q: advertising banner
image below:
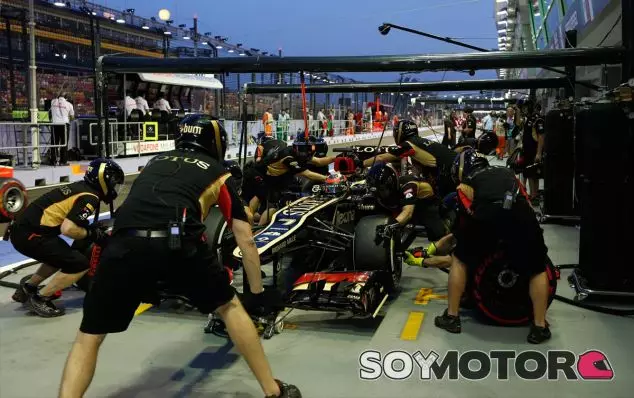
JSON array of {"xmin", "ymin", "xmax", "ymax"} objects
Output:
[{"xmin": 124, "ymin": 140, "xmax": 175, "ymax": 156}]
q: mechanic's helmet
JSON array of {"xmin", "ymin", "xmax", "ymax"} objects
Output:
[
  {"xmin": 324, "ymin": 171, "xmax": 348, "ymax": 194},
  {"xmin": 452, "ymin": 148, "xmax": 489, "ymax": 183},
  {"xmin": 176, "ymin": 114, "xmax": 227, "ymax": 161},
  {"xmin": 258, "ymin": 134, "xmax": 275, "ymax": 145},
  {"xmin": 292, "ymin": 134, "xmax": 316, "ymax": 163},
  {"xmin": 366, "ymin": 162, "xmax": 400, "ymax": 210},
  {"xmin": 310, "ymin": 135, "xmax": 328, "ymax": 157},
  {"xmin": 84, "ymin": 158, "xmax": 125, "ymax": 203},
  {"xmin": 393, "ymin": 119, "xmax": 418, "ymax": 145},
  {"xmin": 223, "ymin": 160, "xmax": 243, "ymax": 190},
  {"xmin": 476, "ymin": 132, "xmax": 498, "ymax": 155},
  {"xmin": 456, "ymin": 135, "xmax": 476, "ymax": 150}
]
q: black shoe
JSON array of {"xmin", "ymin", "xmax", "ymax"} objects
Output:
[
  {"xmin": 434, "ymin": 309, "xmax": 461, "ymax": 333},
  {"xmin": 26, "ymin": 293, "xmax": 65, "ymax": 318},
  {"xmin": 527, "ymin": 322, "xmax": 551, "ymax": 344},
  {"xmin": 265, "ymin": 380, "xmax": 302, "ymax": 398}
]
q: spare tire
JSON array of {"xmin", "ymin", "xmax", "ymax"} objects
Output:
[
  {"xmin": 472, "ymin": 252, "xmax": 557, "ymax": 325},
  {"xmin": 353, "ymin": 214, "xmax": 402, "ymax": 293},
  {"xmin": 0, "ymin": 178, "xmax": 28, "ymax": 223}
]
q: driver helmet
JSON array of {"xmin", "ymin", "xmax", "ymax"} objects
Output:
[
  {"xmin": 292, "ymin": 134, "xmax": 316, "ymax": 163},
  {"xmin": 452, "ymin": 148, "xmax": 489, "ymax": 183},
  {"xmin": 324, "ymin": 171, "xmax": 348, "ymax": 194},
  {"xmin": 393, "ymin": 119, "xmax": 419, "ymax": 145},
  {"xmin": 176, "ymin": 114, "xmax": 227, "ymax": 161},
  {"xmin": 366, "ymin": 162, "xmax": 400, "ymax": 210},
  {"xmin": 84, "ymin": 158, "xmax": 125, "ymax": 204}
]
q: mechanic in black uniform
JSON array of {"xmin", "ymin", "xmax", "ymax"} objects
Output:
[
  {"xmin": 442, "ymin": 109, "xmax": 457, "ymax": 148},
  {"xmin": 460, "ymin": 107, "xmax": 477, "ymax": 141},
  {"xmin": 9, "ymin": 158, "xmax": 123, "ymax": 317},
  {"xmin": 58, "ymin": 115, "xmax": 301, "ymax": 398},
  {"xmin": 366, "ymin": 162, "xmax": 450, "ymax": 242},
  {"xmin": 363, "ymin": 119, "xmax": 458, "ymax": 200},
  {"xmin": 244, "ymin": 134, "xmax": 335, "ymax": 226},
  {"xmin": 434, "ymin": 148, "xmax": 551, "ymax": 344},
  {"xmin": 521, "ymin": 101, "xmax": 545, "ymax": 201}
]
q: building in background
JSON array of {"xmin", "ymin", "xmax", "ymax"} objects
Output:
[{"xmin": 495, "ymin": 0, "xmax": 622, "ymax": 99}]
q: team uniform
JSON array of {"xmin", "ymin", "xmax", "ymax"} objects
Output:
[
  {"xmin": 521, "ymin": 113, "xmax": 545, "ymax": 167},
  {"xmin": 80, "ymin": 148, "xmax": 246, "ymax": 334},
  {"xmin": 11, "ymin": 181, "xmax": 101, "ymax": 275},
  {"xmin": 387, "ymin": 135, "xmax": 457, "ymax": 198},
  {"xmin": 461, "ymin": 113, "xmax": 477, "ymax": 139},
  {"xmin": 453, "ymin": 166, "xmax": 547, "ymax": 276},
  {"xmin": 400, "ymin": 175, "xmax": 450, "ymax": 241}
]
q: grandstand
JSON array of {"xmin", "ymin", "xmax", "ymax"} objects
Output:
[{"xmin": 0, "ymin": 0, "xmax": 374, "ymax": 120}]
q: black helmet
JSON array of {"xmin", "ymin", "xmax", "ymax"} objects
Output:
[
  {"xmin": 452, "ymin": 148, "xmax": 489, "ymax": 183},
  {"xmin": 311, "ymin": 135, "xmax": 328, "ymax": 157},
  {"xmin": 84, "ymin": 158, "xmax": 124, "ymax": 203},
  {"xmin": 476, "ymin": 132, "xmax": 498, "ymax": 155},
  {"xmin": 176, "ymin": 114, "xmax": 227, "ymax": 160},
  {"xmin": 393, "ymin": 119, "xmax": 418, "ymax": 144},
  {"xmin": 292, "ymin": 135, "xmax": 316, "ymax": 163},
  {"xmin": 366, "ymin": 162, "xmax": 400, "ymax": 210}
]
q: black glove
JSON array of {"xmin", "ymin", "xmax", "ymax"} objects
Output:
[
  {"xmin": 375, "ymin": 220, "xmax": 401, "ymax": 243},
  {"xmin": 242, "ymin": 288, "xmax": 285, "ymax": 317},
  {"xmin": 86, "ymin": 223, "xmax": 109, "ymax": 245}
]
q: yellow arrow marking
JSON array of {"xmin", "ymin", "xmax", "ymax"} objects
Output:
[{"xmin": 414, "ymin": 288, "xmax": 448, "ymax": 305}]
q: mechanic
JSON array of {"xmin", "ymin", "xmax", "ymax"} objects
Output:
[
  {"xmin": 434, "ymin": 148, "xmax": 551, "ymax": 344},
  {"xmin": 9, "ymin": 158, "xmax": 123, "ymax": 317},
  {"xmin": 244, "ymin": 134, "xmax": 335, "ymax": 226},
  {"xmin": 454, "ymin": 130, "xmax": 499, "ymax": 155},
  {"xmin": 403, "ymin": 233, "xmax": 456, "ymax": 269},
  {"xmin": 58, "ymin": 115, "xmax": 301, "ymax": 398},
  {"xmin": 366, "ymin": 162, "xmax": 450, "ymax": 242},
  {"xmin": 521, "ymin": 101, "xmax": 545, "ymax": 201},
  {"xmin": 460, "ymin": 107, "xmax": 477, "ymax": 140},
  {"xmin": 363, "ymin": 119, "xmax": 458, "ymax": 199}
]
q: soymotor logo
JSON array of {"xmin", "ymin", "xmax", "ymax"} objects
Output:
[{"xmin": 359, "ymin": 350, "xmax": 614, "ymax": 381}]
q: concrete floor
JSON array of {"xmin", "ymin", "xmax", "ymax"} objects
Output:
[
  {"xmin": 2, "ymin": 135, "xmax": 634, "ymax": 397},
  {"xmin": 2, "ymin": 223, "xmax": 634, "ymax": 398}
]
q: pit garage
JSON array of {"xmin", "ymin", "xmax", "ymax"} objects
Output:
[{"xmin": 1, "ymin": 44, "xmax": 634, "ymax": 398}]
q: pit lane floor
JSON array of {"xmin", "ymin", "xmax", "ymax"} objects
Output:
[{"xmin": 1, "ymin": 142, "xmax": 634, "ymax": 397}]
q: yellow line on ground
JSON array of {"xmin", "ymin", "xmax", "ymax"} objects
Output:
[
  {"xmin": 134, "ymin": 303, "xmax": 153, "ymax": 316},
  {"xmin": 414, "ymin": 288, "xmax": 448, "ymax": 305},
  {"xmin": 400, "ymin": 311, "xmax": 425, "ymax": 341}
]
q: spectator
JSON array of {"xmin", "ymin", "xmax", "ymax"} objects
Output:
[
  {"xmin": 154, "ymin": 92, "xmax": 171, "ymax": 113},
  {"xmin": 307, "ymin": 108, "xmax": 315, "ymax": 135},
  {"xmin": 135, "ymin": 92, "xmax": 149, "ymax": 116},
  {"xmin": 277, "ymin": 109, "xmax": 289, "ymax": 140},
  {"xmin": 50, "ymin": 92, "xmax": 74, "ymax": 166},
  {"xmin": 317, "ymin": 108, "xmax": 327, "ymax": 137},
  {"xmin": 442, "ymin": 110, "xmax": 456, "ymax": 148},
  {"xmin": 504, "ymin": 106, "xmax": 519, "ymax": 157},
  {"xmin": 494, "ymin": 112, "xmax": 506, "ymax": 159},
  {"xmin": 123, "ymin": 92, "xmax": 137, "ymax": 117},
  {"xmin": 482, "ymin": 111, "xmax": 494, "ymax": 135}
]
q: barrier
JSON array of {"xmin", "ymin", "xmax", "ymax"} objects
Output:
[{"xmin": 0, "ymin": 122, "xmax": 68, "ymax": 167}]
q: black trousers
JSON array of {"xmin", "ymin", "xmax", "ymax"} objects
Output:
[{"xmin": 50, "ymin": 124, "xmax": 68, "ymax": 165}]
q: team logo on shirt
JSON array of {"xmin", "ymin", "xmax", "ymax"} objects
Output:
[
  {"xmin": 404, "ymin": 188, "xmax": 414, "ymax": 199},
  {"xmin": 78, "ymin": 205, "xmax": 94, "ymax": 220}
]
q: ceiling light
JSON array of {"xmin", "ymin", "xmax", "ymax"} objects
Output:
[
  {"xmin": 164, "ymin": 31, "xmax": 171, "ymax": 35},
  {"xmin": 497, "ymin": 29, "xmax": 506, "ymax": 34},
  {"xmin": 91, "ymin": 11, "xmax": 97, "ymax": 16},
  {"xmin": 54, "ymin": 1, "xmax": 65, "ymax": 6},
  {"xmin": 142, "ymin": 24, "xmax": 150, "ymax": 30},
  {"xmin": 228, "ymin": 49, "xmax": 235, "ymax": 53},
  {"xmin": 116, "ymin": 18, "xmax": 125, "ymax": 24},
  {"xmin": 497, "ymin": 10, "xmax": 508, "ymax": 16},
  {"xmin": 183, "ymin": 36, "xmax": 190, "ymax": 40},
  {"xmin": 497, "ymin": 20, "xmax": 507, "ymax": 25},
  {"xmin": 239, "ymin": 52, "xmax": 246, "ymax": 56},
  {"xmin": 496, "ymin": 0, "xmax": 507, "ymax": 3},
  {"xmin": 216, "ymin": 45, "xmax": 223, "ymax": 49}
]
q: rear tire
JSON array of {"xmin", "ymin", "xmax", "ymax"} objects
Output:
[{"xmin": 353, "ymin": 215, "xmax": 402, "ymax": 293}]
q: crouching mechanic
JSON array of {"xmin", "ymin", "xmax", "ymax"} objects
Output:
[
  {"xmin": 10, "ymin": 158, "xmax": 123, "ymax": 317},
  {"xmin": 366, "ymin": 162, "xmax": 450, "ymax": 242},
  {"xmin": 244, "ymin": 135, "xmax": 335, "ymax": 226},
  {"xmin": 363, "ymin": 119, "xmax": 458, "ymax": 200},
  {"xmin": 434, "ymin": 148, "xmax": 551, "ymax": 344},
  {"xmin": 58, "ymin": 115, "xmax": 301, "ymax": 398}
]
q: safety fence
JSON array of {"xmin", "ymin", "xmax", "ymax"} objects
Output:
[{"xmin": 0, "ymin": 118, "xmax": 403, "ymax": 167}]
